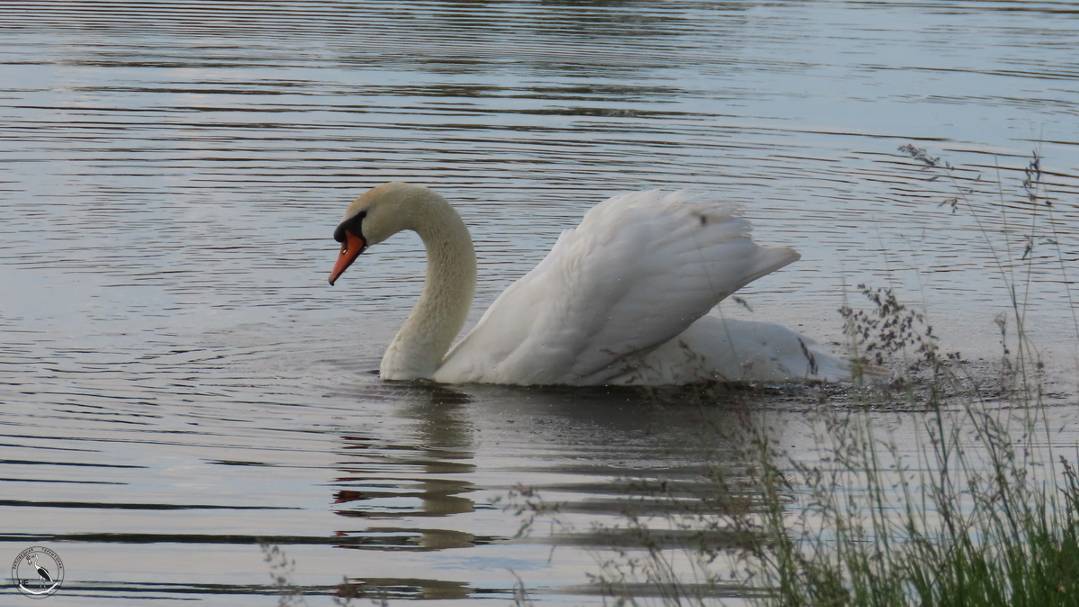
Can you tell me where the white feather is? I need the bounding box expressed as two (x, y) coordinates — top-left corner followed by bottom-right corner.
(432, 190), (823, 385)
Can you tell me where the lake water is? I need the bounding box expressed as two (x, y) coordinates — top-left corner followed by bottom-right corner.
(1, 1), (1077, 604)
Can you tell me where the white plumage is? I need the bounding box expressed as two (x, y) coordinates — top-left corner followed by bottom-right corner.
(329, 183), (848, 385)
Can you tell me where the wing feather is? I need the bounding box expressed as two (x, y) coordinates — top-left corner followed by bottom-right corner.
(433, 190), (799, 385)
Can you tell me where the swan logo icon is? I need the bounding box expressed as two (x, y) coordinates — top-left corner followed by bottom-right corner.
(11, 546), (64, 598)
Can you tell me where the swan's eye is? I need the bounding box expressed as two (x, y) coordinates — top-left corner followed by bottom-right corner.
(347, 212), (366, 232)
(334, 211), (366, 243)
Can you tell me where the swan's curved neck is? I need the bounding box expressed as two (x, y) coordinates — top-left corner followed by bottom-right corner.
(380, 193), (476, 380)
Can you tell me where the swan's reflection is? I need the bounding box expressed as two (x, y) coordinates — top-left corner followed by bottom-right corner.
(332, 383), (478, 547)
(330, 378), (774, 601)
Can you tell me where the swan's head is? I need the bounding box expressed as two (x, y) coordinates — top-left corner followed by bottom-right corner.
(329, 182), (435, 285)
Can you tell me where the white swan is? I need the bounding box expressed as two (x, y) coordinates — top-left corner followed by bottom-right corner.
(328, 182), (847, 385)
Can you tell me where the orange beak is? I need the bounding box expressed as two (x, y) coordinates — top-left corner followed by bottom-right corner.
(328, 231), (366, 286)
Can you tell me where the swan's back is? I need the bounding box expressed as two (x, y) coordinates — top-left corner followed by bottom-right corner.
(433, 190), (799, 385)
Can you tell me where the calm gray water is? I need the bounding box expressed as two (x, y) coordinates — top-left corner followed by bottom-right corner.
(1, 1), (1078, 604)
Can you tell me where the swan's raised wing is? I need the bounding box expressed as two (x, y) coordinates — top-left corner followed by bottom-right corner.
(433, 190), (799, 385)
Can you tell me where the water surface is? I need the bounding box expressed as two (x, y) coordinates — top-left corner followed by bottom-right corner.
(1, 1), (1078, 603)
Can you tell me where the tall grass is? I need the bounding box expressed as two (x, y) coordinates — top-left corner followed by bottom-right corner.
(505, 146), (1079, 606)
(734, 146), (1079, 607)
(742, 283), (1079, 607)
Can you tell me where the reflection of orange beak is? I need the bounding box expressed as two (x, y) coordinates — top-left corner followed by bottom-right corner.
(329, 231), (366, 286)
